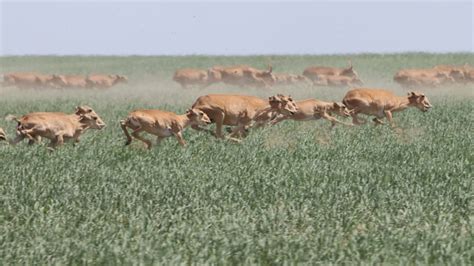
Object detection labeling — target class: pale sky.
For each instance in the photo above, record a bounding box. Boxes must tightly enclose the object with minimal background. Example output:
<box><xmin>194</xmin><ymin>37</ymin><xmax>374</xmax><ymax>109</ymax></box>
<box><xmin>1</xmin><ymin>0</ymin><xmax>472</xmax><ymax>55</ymax></box>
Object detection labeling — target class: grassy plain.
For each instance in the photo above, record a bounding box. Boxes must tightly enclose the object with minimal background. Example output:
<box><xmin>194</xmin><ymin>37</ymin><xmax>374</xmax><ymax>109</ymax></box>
<box><xmin>0</xmin><ymin>53</ymin><xmax>473</xmax><ymax>264</ymax></box>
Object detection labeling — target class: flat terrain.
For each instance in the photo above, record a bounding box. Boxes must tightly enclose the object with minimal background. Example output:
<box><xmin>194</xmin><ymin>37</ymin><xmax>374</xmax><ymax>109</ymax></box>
<box><xmin>0</xmin><ymin>54</ymin><xmax>473</xmax><ymax>264</ymax></box>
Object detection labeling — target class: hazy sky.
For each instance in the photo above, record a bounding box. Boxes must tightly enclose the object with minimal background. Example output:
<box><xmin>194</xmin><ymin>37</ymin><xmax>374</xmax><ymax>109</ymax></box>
<box><xmin>1</xmin><ymin>1</ymin><xmax>472</xmax><ymax>55</ymax></box>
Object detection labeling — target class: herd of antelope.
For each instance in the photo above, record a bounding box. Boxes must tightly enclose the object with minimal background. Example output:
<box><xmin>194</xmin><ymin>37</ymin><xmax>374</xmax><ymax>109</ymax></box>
<box><xmin>394</xmin><ymin>64</ymin><xmax>474</xmax><ymax>88</ymax></box>
<box><xmin>0</xmin><ymin>89</ymin><xmax>432</xmax><ymax>150</ymax></box>
<box><xmin>3</xmin><ymin>61</ymin><xmax>470</xmax><ymax>150</ymax></box>
<box><xmin>173</xmin><ymin>61</ymin><xmax>364</xmax><ymax>89</ymax></box>
<box><xmin>1</xmin><ymin>72</ymin><xmax>128</xmax><ymax>89</ymax></box>
<box><xmin>2</xmin><ymin>62</ymin><xmax>471</xmax><ymax>91</ymax></box>
<box><xmin>173</xmin><ymin>62</ymin><xmax>474</xmax><ymax>89</ymax></box>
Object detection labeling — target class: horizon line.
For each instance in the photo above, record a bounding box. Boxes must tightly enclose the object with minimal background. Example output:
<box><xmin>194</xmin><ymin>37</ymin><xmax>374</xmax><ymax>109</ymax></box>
<box><xmin>1</xmin><ymin>51</ymin><xmax>473</xmax><ymax>57</ymax></box>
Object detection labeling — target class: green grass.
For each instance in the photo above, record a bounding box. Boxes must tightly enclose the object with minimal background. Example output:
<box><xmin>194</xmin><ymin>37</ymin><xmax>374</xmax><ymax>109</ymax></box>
<box><xmin>0</xmin><ymin>53</ymin><xmax>473</xmax><ymax>264</ymax></box>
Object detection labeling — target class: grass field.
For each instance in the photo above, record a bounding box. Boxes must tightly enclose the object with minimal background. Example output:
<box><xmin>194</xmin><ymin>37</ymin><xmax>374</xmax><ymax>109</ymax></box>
<box><xmin>0</xmin><ymin>53</ymin><xmax>473</xmax><ymax>264</ymax></box>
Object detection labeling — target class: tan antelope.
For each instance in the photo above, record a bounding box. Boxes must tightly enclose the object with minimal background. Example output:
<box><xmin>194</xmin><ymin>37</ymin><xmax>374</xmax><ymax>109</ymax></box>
<box><xmin>207</xmin><ymin>65</ymin><xmax>275</xmax><ymax>88</ymax></box>
<box><xmin>191</xmin><ymin>94</ymin><xmax>298</xmax><ymax>139</ymax></box>
<box><xmin>120</xmin><ymin>108</ymin><xmax>211</xmax><ymax>149</ymax></box>
<box><xmin>173</xmin><ymin>68</ymin><xmax>210</xmax><ymax>89</ymax></box>
<box><xmin>7</xmin><ymin>106</ymin><xmax>106</xmax><ymax>149</ymax></box>
<box><xmin>271</xmin><ymin>99</ymin><xmax>353</xmax><ymax>127</ymax></box>
<box><xmin>342</xmin><ymin>88</ymin><xmax>432</xmax><ymax>127</ymax></box>
<box><xmin>87</xmin><ymin>74</ymin><xmax>128</xmax><ymax>89</ymax></box>
<box><xmin>303</xmin><ymin>60</ymin><xmax>361</xmax><ymax>86</ymax></box>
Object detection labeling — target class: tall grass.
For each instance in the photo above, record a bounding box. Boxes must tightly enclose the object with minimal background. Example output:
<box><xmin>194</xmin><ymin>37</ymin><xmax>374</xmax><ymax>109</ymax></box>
<box><xmin>0</xmin><ymin>53</ymin><xmax>473</xmax><ymax>264</ymax></box>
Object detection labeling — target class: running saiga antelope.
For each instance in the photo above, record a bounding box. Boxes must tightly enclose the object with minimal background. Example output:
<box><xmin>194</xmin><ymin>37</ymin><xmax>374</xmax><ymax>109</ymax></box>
<box><xmin>120</xmin><ymin>108</ymin><xmax>211</xmax><ymax>149</ymax></box>
<box><xmin>6</xmin><ymin>106</ymin><xmax>106</xmax><ymax>149</ymax></box>
<box><xmin>191</xmin><ymin>94</ymin><xmax>298</xmax><ymax>139</ymax></box>
<box><xmin>271</xmin><ymin>99</ymin><xmax>353</xmax><ymax>127</ymax></box>
<box><xmin>342</xmin><ymin>88</ymin><xmax>432</xmax><ymax>127</ymax></box>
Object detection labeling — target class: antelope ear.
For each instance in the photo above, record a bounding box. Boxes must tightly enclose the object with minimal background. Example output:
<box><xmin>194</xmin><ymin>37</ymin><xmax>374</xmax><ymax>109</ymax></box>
<box><xmin>75</xmin><ymin>106</ymin><xmax>83</xmax><ymax>114</ymax></box>
<box><xmin>272</xmin><ymin>95</ymin><xmax>281</xmax><ymax>102</ymax></box>
<box><xmin>267</xmin><ymin>64</ymin><xmax>273</xmax><ymax>73</ymax></box>
<box><xmin>186</xmin><ymin>109</ymin><xmax>197</xmax><ymax>117</ymax></box>
<box><xmin>407</xmin><ymin>92</ymin><xmax>416</xmax><ymax>97</ymax></box>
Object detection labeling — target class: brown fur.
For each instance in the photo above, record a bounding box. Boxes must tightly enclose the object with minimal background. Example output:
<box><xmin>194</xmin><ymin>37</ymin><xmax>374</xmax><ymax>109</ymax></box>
<box><xmin>87</xmin><ymin>74</ymin><xmax>128</xmax><ymax>89</ymax></box>
<box><xmin>207</xmin><ymin>65</ymin><xmax>275</xmax><ymax>88</ymax></box>
<box><xmin>273</xmin><ymin>73</ymin><xmax>310</xmax><ymax>86</ymax></box>
<box><xmin>120</xmin><ymin>108</ymin><xmax>211</xmax><ymax>149</ymax></box>
<box><xmin>2</xmin><ymin>72</ymin><xmax>39</xmax><ymax>88</ymax></box>
<box><xmin>191</xmin><ymin>94</ymin><xmax>298</xmax><ymax>139</ymax></box>
<box><xmin>43</xmin><ymin>75</ymin><xmax>68</xmax><ymax>89</ymax></box>
<box><xmin>394</xmin><ymin>68</ymin><xmax>455</xmax><ymax>88</ymax></box>
<box><xmin>434</xmin><ymin>64</ymin><xmax>469</xmax><ymax>83</ymax></box>
<box><xmin>7</xmin><ymin>106</ymin><xmax>106</xmax><ymax>149</ymax></box>
<box><xmin>271</xmin><ymin>99</ymin><xmax>352</xmax><ymax>127</ymax></box>
<box><xmin>313</xmin><ymin>75</ymin><xmax>364</xmax><ymax>87</ymax></box>
<box><xmin>2</xmin><ymin>72</ymin><xmax>57</xmax><ymax>89</ymax></box>
<box><xmin>400</xmin><ymin>75</ymin><xmax>444</xmax><ymax>88</ymax></box>
<box><xmin>173</xmin><ymin>68</ymin><xmax>209</xmax><ymax>89</ymax></box>
<box><xmin>55</xmin><ymin>75</ymin><xmax>91</xmax><ymax>88</ymax></box>
<box><xmin>342</xmin><ymin>88</ymin><xmax>432</xmax><ymax>127</ymax></box>
<box><xmin>465</xmin><ymin>68</ymin><xmax>474</xmax><ymax>82</ymax></box>
<box><xmin>303</xmin><ymin>60</ymin><xmax>360</xmax><ymax>85</ymax></box>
